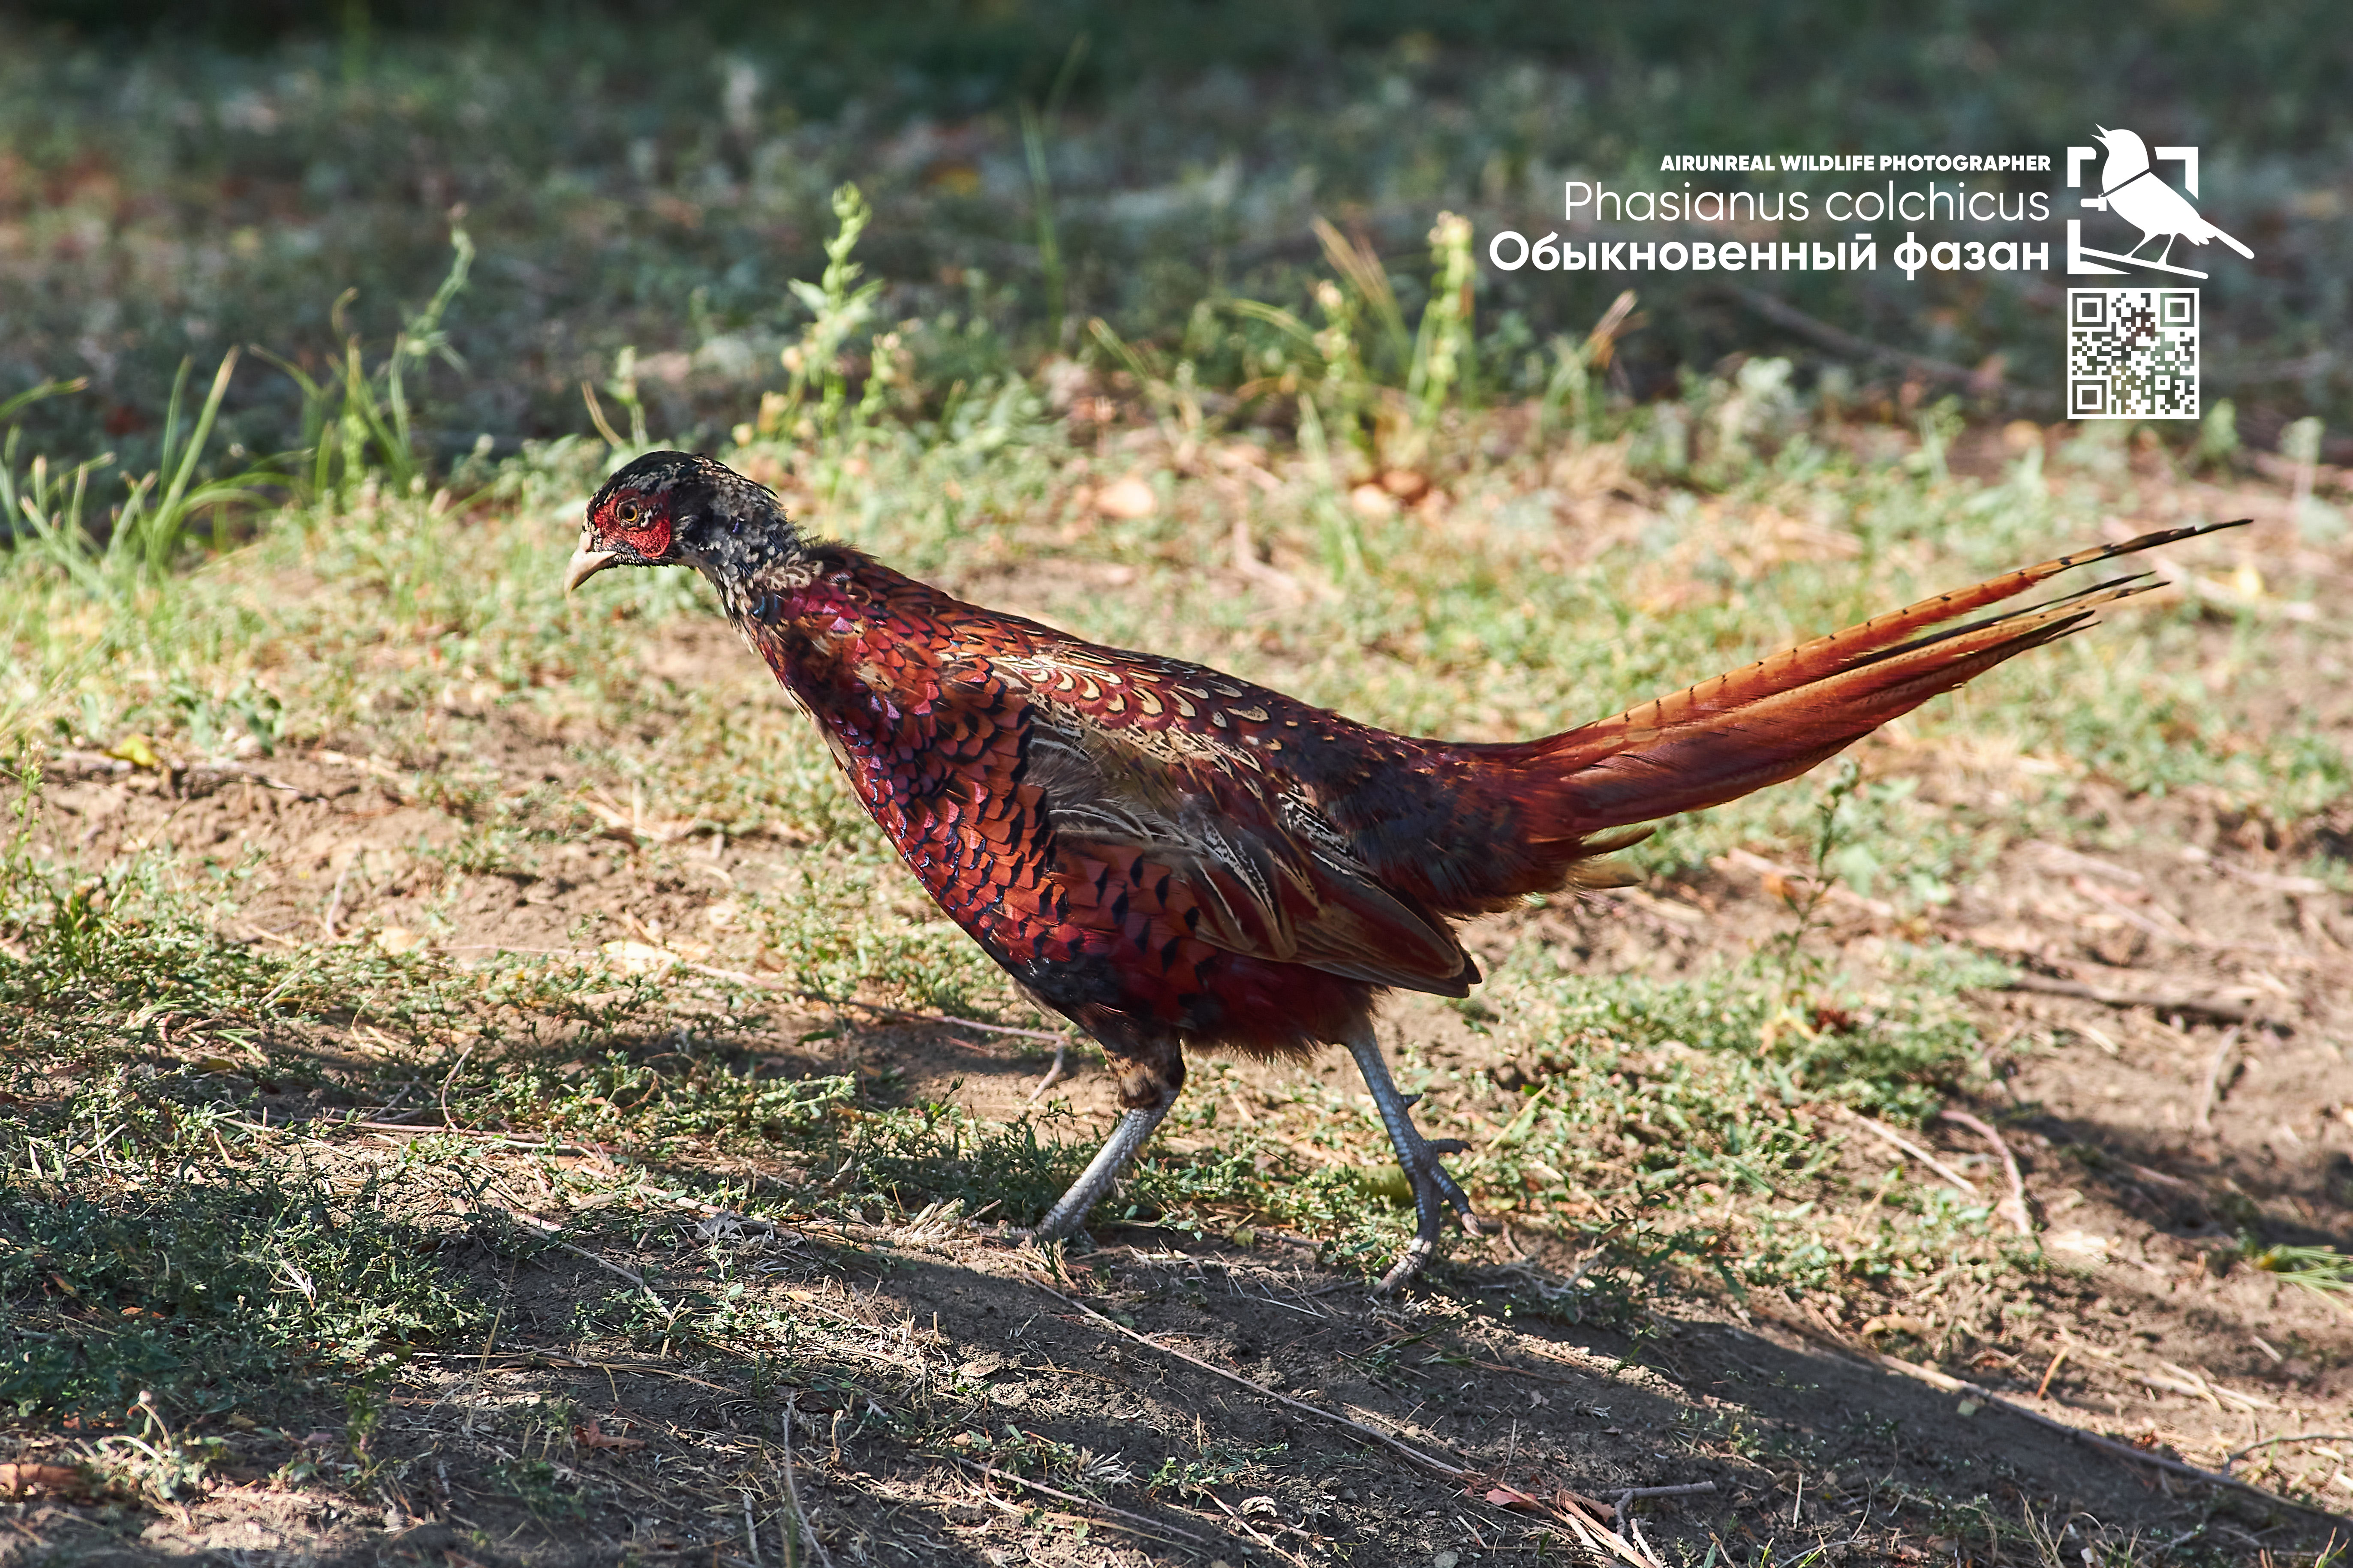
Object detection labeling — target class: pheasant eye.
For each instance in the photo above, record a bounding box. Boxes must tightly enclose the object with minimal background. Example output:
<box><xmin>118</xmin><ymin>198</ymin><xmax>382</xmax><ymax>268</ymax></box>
<box><xmin>615</xmin><ymin>501</ymin><xmax>641</xmax><ymax>525</ymax></box>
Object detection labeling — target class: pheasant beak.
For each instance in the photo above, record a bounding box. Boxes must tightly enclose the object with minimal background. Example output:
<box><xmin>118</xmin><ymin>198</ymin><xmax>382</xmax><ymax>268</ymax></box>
<box><xmin>564</xmin><ymin>532</ymin><xmax>620</xmax><ymax>595</ymax></box>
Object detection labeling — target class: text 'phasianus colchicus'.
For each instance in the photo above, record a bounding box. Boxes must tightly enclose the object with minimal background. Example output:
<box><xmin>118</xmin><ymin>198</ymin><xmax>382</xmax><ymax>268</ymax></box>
<box><xmin>567</xmin><ymin>450</ymin><xmax>2239</xmax><ymax>1287</ymax></box>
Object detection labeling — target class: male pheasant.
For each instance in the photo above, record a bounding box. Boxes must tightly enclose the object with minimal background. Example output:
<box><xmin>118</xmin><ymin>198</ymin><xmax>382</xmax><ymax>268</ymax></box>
<box><xmin>567</xmin><ymin>449</ymin><xmax>2237</xmax><ymax>1287</ymax></box>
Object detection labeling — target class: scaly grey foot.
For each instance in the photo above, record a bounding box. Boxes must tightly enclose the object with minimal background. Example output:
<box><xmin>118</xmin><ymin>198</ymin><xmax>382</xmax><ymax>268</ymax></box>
<box><xmin>1345</xmin><ymin>1025</ymin><xmax>1485</xmax><ymax>1291</ymax></box>
<box><xmin>1024</xmin><ymin>1101</ymin><xmax>1172</xmax><ymax>1243</ymax></box>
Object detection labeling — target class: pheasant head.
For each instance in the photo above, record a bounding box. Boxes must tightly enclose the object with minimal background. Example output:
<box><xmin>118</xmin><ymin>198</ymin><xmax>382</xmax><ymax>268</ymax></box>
<box><xmin>565</xmin><ymin>449</ymin><xmax>806</xmax><ymax>607</ymax></box>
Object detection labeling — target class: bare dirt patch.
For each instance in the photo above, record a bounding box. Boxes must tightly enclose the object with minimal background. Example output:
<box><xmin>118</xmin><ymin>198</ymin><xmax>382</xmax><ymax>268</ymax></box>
<box><xmin>10</xmin><ymin>585</ymin><xmax>2353</xmax><ymax>1565</ymax></box>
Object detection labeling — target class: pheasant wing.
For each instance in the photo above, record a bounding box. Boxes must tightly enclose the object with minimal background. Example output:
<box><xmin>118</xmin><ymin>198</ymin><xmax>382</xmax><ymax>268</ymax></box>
<box><xmin>1025</xmin><ymin>713</ymin><xmax>1475</xmax><ymax>996</ymax></box>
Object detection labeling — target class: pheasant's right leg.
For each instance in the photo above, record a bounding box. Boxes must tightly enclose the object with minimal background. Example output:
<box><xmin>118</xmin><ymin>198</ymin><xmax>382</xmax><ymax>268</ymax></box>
<box><xmin>1345</xmin><ymin>1023</ymin><xmax>1485</xmax><ymax>1291</ymax></box>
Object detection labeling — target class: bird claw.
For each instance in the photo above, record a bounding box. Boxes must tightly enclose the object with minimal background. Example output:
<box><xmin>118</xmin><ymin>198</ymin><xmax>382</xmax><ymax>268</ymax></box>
<box><xmin>1343</xmin><ymin>1027</ymin><xmax>1487</xmax><ymax>1293</ymax></box>
<box><xmin>1372</xmin><ymin>1130</ymin><xmax>1485</xmax><ymax>1294</ymax></box>
<box><xmin>1374</xmin><ymin>1237</ymin><xmax>1437</xmax><ymax>1295</ymax></box>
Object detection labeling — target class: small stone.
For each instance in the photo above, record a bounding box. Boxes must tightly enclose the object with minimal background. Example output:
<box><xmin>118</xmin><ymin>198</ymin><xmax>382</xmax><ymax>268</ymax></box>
<box><xmin>1093</xmin><ymin>476</ymin><xmax>1158</xmax><ymax>519</ymax></box>
<box><xmin>598</xmin><ymin>938</ymin><xmax>673</xmax><ymax>974</ymax></box>
<box><xmin>1436</xmin><ymin>1553</ymin><xmax>1461</xmax><ymax>1568</ymax></box>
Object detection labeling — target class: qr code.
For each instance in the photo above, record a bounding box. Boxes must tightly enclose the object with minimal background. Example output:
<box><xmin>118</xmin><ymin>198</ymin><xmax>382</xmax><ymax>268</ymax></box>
<box><xmin>2067</xmin><ymin>288</ymin><xmax>2198</xmax><ymax>419</ymax></box>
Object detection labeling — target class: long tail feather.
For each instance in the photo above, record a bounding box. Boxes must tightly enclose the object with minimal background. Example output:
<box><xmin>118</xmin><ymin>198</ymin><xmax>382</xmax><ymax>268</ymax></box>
<box><xmin>1529</xmin><ymin>520</ymin><xmax>2247</xmax><ymax>832</ymax></box>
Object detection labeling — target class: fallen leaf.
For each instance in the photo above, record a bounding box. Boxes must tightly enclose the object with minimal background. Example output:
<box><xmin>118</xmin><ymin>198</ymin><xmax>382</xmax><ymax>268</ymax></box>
<box><xmin>1484</xmin><ymin>1483</ymin><xmax>1546</xmax><ymax>1512</ymax></box>
<box><xmin>0</xmin><ymin>1462</ymin><xmax>93</xmax><ymax>1499</ymax></box>
<box><xmin>375</xmin><ymin>927</ymin><xmax>425</xmax><ymax>955</ymax></box>
<box><xmin>574</xmin><ymin>1418</ymin><xmax>646</xmax><ymax>1451</ymax></box>
<box><xmin>107</xmin><ymin>733</ymin><xmax>161</xmax><ymax>769</ymax></box>
<box><xmin>2047</xmin><ymin>1228</ymin><xmax>2111</xmax><ymax>1264</ymax></box>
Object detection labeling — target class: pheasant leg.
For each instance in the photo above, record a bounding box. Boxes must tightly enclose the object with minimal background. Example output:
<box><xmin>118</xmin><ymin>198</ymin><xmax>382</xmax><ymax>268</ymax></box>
<box><xmin>1029</xmin><ymin>1100</ymin><xmax>1172</xmax><ymax>1243</ymax></box>
<box><xmin>1345</xmin><ymin>1024</ymin><xmax>1484</xmax><ymax>1291</ymax></box>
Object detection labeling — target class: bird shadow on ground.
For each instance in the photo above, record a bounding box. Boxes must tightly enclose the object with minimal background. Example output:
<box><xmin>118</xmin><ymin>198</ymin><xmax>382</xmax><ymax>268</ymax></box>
<box><xmin>22</xmin><ymin>1201</ymin><xmax>2343</xmax><ymax>1568</ymax></box>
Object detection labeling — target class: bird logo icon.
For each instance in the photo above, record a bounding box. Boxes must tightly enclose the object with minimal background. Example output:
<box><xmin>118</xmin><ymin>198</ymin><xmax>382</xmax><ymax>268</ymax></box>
<box><xmin>2067</xmin><ymin>127</ymin><xmax>2252</xmax><ymax>279</ymax></box>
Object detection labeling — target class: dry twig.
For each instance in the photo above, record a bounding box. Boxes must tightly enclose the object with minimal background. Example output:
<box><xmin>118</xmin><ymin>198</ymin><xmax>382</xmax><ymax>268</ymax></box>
<box><xmin>322</xmin><ymin>856</ymin><xmax>353</xmax><ymax>941</ymax></box>
<box><xmin>2034</xmin><ymin>1347</ymin><xmax>2068</xmax><ymax>1400</ymax></box>
<box><xmin>2195</xmin><ymin>1026</ymin><xmax>2244</xmax><ymax>1135</ymax></box>
<box><xmin>1721</xmin><ymin>286</ymin><xmax>2015</xmax><ymax>399</ymax></box>
<box><xmin>2000</xmin><ymin>972</ymin><xmax>2257</xmax><ymax>1024</ymax></box>
<box><xmin>1937</xmin><ymin>1108</ymin><xmax>2033</xmax><ymax>1235</ymax></box>
<box><xmin>1030</xmin><ymin>1281</ymin><xmax>1706</xmax><ymax>1564</ymax></box>
<box><xmin>496</xmin><ymin>1208</ymin><xmax>668</xmax><ymax>1310</ymax></box>
<box><xmin>948</xmin><ymin>1459</ymin><xmax>1212</xmax><ymax>1549</ymax></box>
<box><xmin>1033</xmin><ymin>1283</ymin><xmax>1471</xmax><ymax>1482</ymax></box>
<box><xmin>1832</xmin><ymin>1108</ymin><xmax>1979</xmax><ymax>1199</ymax></box>
<box><xmin>778</xmin><ymin>1396</ymin><xmax>835</xmax><ymax>1568</ymax></box>
<box><xmin>1201</xmin><ymin>1490</ymin><xmax>1312</xmax><ymax>1566</ymax></box>
<box><xmin>1024</xmin><ymin>1041</ymin><xmax>1070</xmax><ymax>1104</ymax></box>
<box><xmin>1540</xmin><ymin>1491</ymin><xmax>1660</xmax><ymax>1568</ymax></box>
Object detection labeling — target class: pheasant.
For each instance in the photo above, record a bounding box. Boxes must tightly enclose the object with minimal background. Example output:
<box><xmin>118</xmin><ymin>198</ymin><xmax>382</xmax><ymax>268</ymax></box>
<box><xmin>566</xmin><ymin>449</ymin><xmax>2237</xmax><ymax>1288</ymax></box>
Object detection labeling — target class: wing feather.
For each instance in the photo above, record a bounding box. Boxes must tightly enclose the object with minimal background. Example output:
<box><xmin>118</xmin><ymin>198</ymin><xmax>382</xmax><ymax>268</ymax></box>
<box><xmin>1023</xmin><ymin>716</ymin><xmax>1474</xmax><ymax>996</ymax></box>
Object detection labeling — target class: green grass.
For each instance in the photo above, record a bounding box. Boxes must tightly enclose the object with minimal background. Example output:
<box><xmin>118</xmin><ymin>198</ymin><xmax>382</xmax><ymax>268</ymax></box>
<box><xmin>2249</xmin><ymin>1242</ymin><xmax>2353</xmax><ymax>1313</ymax></box>
<box><xmin>4</xmin><ymin>1</ymin><xmax>2349</xmax><ymax>478</ymax></box>
<box><xmin>0</xmin><ymin>9</ymin><xmax>2348</xmax><ymax>1550</ymax></box>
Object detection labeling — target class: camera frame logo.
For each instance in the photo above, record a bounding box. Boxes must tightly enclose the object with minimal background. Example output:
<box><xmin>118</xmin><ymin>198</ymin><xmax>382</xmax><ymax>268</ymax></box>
<box><xmin>2063</xmin><ymin>127</ymin><xmax>2251</xmax><ymax>420</ymax></box>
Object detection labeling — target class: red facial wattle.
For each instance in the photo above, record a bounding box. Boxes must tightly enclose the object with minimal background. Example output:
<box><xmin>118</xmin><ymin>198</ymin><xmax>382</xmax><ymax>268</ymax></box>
<box><xmin>606</xmin><ymin>500</ymin><xmax>671</xmax><ymax>560</ymax></box>
<box><xmin>564</xmin><ymin>492</ymin><xmax>673</xmax><ymax>594</ymax></box>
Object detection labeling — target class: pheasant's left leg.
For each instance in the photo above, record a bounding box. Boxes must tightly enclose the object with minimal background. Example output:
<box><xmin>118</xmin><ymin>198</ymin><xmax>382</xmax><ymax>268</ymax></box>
<box><xmin>1026</xmin><ymin>1036</ymin><xmax>1183</xmax><ymax>1244</ymax></box>
<box><xmin>1345</xmin><ymin>1023</ymin><xmax>1485</xmax><ymax>1290</ymax></box>
<box><xmin>1030</xmin><ymin>1099</ymin><xmax>1172</xmax><ymax>1241</ymax></box>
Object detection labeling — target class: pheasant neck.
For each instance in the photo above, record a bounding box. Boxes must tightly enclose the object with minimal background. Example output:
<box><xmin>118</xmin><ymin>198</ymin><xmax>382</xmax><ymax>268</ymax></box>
<box><xmin>708</xmin><ymin>547</ymin><xmax>953</xmax><ymax>743</ymax></box>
